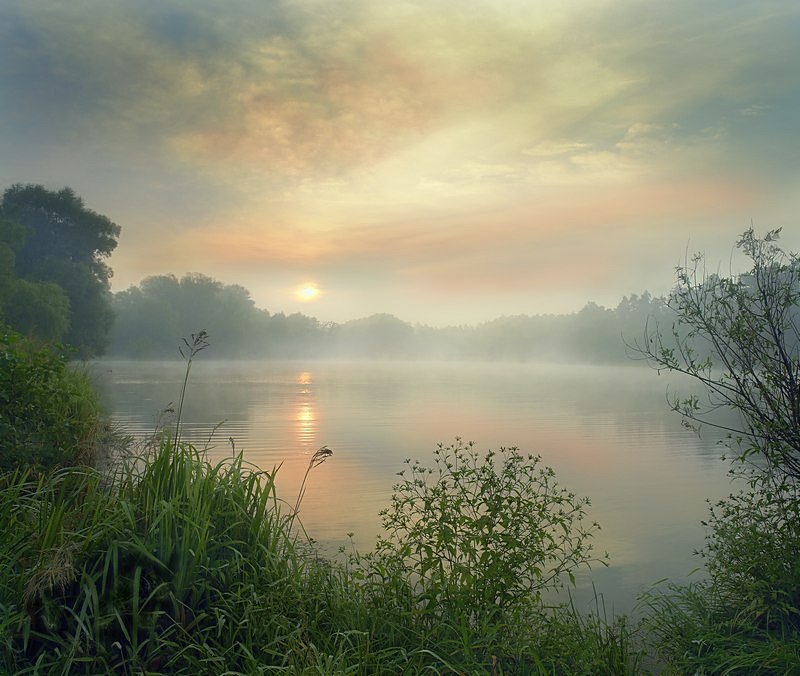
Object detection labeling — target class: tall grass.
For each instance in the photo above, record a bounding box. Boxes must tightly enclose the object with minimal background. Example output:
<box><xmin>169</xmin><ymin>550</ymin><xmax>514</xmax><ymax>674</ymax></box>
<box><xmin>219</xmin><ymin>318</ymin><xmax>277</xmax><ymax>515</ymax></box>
<box><xmin>0</xmin><ymin>443</ymin><xmax>644</xmax><ymax>673</ymax></box>
<box><xmin>173</xmin><ymin>330</ymin><xmax>208</xmax><ymax>449</ymax></box>
<box><xmin>0</xmin><ymin>439</ymin><xmax>305</xmax><ymax>673</ymax></box>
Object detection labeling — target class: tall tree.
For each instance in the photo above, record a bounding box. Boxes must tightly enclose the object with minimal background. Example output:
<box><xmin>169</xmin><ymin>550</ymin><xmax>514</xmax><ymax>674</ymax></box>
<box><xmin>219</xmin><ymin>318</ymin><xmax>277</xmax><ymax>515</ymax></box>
<box><xmin>0</xmin><ymin>185</ymin><xmax>121</xmax><ymax>355</ymax></box>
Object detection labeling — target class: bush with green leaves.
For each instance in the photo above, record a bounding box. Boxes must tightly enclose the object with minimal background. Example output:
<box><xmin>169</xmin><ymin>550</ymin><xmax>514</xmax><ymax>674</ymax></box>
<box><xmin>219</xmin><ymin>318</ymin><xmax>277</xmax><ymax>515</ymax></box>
<box><xmin>352</xmin><ymin>440</ymin><xmax>605</xmax><ymax>664</ymax></box>
<box><xmin>640</xmin><ymin>228</ymin><xmax>800</xmax><ymax>483</ymax></box>
<box><xmin>0</xmin><ymin>327</ymin><xmax>102</xmax><ymax>469</ymax></box>
<box><xmin>701</xmin><ymin>475</ymin><xmax>800</xmax><ymax>629</ymax></box>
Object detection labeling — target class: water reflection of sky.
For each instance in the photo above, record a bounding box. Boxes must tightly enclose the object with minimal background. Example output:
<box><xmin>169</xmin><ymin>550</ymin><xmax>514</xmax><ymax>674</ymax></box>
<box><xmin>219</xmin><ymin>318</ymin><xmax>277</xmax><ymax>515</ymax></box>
<box><xmin>94</xmin><ymin>359</ymin><xmax>734</xmax><ymax>617</ymax></box>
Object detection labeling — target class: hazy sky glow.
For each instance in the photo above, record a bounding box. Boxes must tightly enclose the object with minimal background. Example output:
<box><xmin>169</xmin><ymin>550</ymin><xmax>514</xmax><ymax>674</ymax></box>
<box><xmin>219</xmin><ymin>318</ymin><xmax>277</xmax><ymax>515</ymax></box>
<box><xmin>2</xmin><ymin>0</ymin><xmax>799</xmax><ymax>325</ymax></box>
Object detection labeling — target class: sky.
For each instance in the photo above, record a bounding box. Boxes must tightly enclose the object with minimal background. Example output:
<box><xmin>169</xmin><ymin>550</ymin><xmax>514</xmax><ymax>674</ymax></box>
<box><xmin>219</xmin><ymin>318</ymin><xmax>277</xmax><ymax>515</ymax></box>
<box><xmin>1</xmin><ymin>0</ymin><xmax>800</xmax><ymax>326</ymax></box>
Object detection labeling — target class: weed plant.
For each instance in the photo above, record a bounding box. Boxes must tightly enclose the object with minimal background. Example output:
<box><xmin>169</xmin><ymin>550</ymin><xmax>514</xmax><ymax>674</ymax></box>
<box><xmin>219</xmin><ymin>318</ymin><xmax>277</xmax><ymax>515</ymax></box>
<box><xmin>342</xmin><ymin>440</ymin><xmax>643</xmax><ymax>673</ymax></box>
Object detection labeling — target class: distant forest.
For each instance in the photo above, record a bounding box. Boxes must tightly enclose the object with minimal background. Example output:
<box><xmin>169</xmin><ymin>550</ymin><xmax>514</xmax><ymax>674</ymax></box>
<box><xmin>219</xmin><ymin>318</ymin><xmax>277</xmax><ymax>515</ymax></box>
<box><xmin>108</xmin><ymin>272</ymin><xmax>671</xmax><ymax>362</ymax></box>
<box><xmin>0</xmin><ymin>182</ymin><xmax>674</xmax><ymax>363</ymax></box>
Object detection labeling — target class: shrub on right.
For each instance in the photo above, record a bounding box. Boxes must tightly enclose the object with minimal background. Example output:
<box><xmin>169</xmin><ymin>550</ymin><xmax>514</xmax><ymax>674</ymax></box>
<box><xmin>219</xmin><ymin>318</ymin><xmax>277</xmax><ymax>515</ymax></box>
<box><xmin>638</xmin><ymin>229</ymin><xmax>800</xmax><ymax>671</ymax></box>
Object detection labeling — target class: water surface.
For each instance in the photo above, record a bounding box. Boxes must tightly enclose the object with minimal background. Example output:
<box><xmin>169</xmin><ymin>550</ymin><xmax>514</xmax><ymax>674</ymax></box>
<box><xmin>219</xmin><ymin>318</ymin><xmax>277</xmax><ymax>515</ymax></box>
<box><xmin>94</xmin><ymin>359</ymin><xmax>735</xmax><ymax>615</ymax></box>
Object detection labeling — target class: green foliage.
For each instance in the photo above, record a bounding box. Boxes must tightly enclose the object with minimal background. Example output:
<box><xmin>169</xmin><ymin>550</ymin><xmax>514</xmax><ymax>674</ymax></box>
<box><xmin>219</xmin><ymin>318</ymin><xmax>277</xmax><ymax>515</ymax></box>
<box><xmin>641</xmin><ymin>227</ymin><xmax>800</xmax><ymax>482</ymax></box>
<box><xmin>2</xmin><ymin>278</ymin><xmax>71</xmax><ymax>343</ymax></box>
<box><xmin>1</xmin><ymin>184</ymin><xmax>119</xmax><ymax>285</ymax></box>
<box><xmin>641</xmin><ymin>580</ymin><xmax>800</xmax><ymax>675</ymax></box>
<box><xmin>0</xmin><ymin>219</ymin><xmax>27</xmax><ymax>301</ymax></box>
<box><xmin>641</xmin><ymin>479</ymin><xmax>800</xmax><ymax>672</ymax></box>
<box><xmin>348</xmin><ymin>440</ymin><xmax>605</xmax><ymax>668</ymax></box>
<box><xmin>0</xmin><ymin>328</ymin><xmax>101</xmax><ymax>470</ymax></box>
<box><xmin>701</xmin><ymin>476</ymin><xmax>800</xmax><ymax>631</ymax></box>
<box><xmin>0</xmin><ymin>439</ymin><xmax>306</xmax><ymax>674</ymax></box>
<box><xmin>0</xmin><ymin>184</ymin><xmax>121</xmax><ymax>355</ymax></box>
<box><xmin>0</xmin><ymin>435</ymin><xmax>638</xmax><ymax>673</ymax></box>
<box><xmin>36</xmin><ymin>258</ymin><xmax>115</xmax><ymax>356</ymax></box>
<box><xmin>532</xmin><ymin>595</ymin><xmax>644</xmax><ymax>675</ymax></box>
<box><xmin>109</xmin><ymin>274</ymin><xmax>270</xmax><ymax>358</ymax></box>
<box><xmin>640</xmin><ymin>229</ymin><xmax>800</xmax><ymax>672</ymax></box>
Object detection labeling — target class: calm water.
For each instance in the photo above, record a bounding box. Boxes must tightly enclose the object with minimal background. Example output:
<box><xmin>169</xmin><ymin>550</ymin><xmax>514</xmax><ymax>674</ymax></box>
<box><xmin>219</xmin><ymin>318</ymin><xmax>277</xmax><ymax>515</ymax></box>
<box><xmin>92</xmin><ymin>359</ymin><xmax>735</xmax><ymax>616</ymax></box>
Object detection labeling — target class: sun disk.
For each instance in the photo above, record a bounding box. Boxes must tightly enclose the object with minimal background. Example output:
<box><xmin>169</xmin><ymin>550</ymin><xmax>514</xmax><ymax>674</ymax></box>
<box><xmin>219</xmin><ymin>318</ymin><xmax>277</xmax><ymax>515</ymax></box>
<box><xmin>295</xmin><ymin>283</ymin><xmax>321</xmax><ymax>301</ymax></box>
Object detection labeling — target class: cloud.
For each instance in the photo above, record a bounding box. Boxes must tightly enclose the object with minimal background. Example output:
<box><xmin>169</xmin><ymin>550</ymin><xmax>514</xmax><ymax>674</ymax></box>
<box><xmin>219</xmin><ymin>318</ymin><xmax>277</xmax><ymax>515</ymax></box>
<box><xmin>2</xmin><ymin>0</ymin><xmax>799</xmax><ymax>323</ymax></box>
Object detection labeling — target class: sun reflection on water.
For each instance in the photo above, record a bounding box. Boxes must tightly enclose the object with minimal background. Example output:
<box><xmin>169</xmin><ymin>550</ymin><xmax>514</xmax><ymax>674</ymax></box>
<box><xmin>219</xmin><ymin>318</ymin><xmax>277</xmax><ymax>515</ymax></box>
<box><xmin>294</xmin><ymin>371</ymin><xmax>316</xmax><ymax>446</ymax></box>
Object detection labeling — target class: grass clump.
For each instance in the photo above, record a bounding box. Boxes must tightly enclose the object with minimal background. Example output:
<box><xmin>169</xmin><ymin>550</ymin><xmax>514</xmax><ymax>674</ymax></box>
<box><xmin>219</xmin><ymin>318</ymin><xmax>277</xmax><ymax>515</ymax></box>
<box><xmin>641</xmin><ymin>476</ymin><xmax>800</xmax><ymax>674</ymax></box>
<box><xmin>0</xmin><ymin>438</ymin><xmax>305</xmax><ymax>673</ymax></box>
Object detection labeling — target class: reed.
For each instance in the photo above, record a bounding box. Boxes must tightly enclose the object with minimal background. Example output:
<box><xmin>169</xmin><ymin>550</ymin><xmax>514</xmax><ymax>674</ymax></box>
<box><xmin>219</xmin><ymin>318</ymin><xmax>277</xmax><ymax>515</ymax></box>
<box><xmin>173</xmin><ymin>330</ymin><xmax>209</xmax><ymax>449</ymax></box>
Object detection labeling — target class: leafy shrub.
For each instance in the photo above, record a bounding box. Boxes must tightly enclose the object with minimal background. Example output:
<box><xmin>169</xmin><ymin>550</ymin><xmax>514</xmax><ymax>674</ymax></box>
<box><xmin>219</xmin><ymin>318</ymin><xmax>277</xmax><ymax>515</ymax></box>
<box><xmin>638</xmin><ymin>230</ymin><xmax>800</xmax><ymax>671</ymax></box>
<box><xmin>353</xmin><ymin>439</ymin><xmax>605</xmax><ymax>666</ymax></box>
<box><xmin>701</xmin><ymin>476</ymin><xmax>800</xmax><ymax>630</ymax></box>
<box><xmin>0</xmin><ymin>327</ymin><xmax>101</xmax><ymax>469</ymax></box>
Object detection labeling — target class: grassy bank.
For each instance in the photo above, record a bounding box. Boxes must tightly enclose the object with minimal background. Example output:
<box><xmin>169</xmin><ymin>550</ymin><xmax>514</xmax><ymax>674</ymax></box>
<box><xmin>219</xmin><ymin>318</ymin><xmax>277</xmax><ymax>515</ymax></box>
<box><xmin>0</xmin><ymin>328</ymin><xmax>641</xmax><ymax>672</ymax></box>
<box><xmin>0</xmin><ymin>437</ymin><xmax>643</xmax><ymax>674</ymax></box>
<box><xmin>4</xmin><ymin>326</ymin><xmax>800</xmax><ymax>673</ymax></box>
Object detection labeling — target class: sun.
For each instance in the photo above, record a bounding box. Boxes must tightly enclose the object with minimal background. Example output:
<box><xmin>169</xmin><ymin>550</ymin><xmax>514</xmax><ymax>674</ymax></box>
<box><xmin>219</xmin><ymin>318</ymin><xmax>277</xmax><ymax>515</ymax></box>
<box><xmin>294</xmin><ymin>283</ymin><xmax>321</xmax><ymax>301</ymax></box>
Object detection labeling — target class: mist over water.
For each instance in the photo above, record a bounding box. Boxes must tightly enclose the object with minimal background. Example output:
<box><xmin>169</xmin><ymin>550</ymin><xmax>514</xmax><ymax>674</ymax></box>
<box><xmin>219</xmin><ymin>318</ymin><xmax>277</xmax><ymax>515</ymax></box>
<box><xmin>94</xmin><ymin>358</ymin><xmax>735</xmax><ymax>616</ymax></box>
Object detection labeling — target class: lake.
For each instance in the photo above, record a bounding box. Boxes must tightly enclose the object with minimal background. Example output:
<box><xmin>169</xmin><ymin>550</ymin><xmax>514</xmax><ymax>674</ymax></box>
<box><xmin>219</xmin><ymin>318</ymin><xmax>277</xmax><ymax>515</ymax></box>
<box><xmin>92</xmin><ymin>359</ymin><xmax>736</xmax><ymax>616</ymax></box>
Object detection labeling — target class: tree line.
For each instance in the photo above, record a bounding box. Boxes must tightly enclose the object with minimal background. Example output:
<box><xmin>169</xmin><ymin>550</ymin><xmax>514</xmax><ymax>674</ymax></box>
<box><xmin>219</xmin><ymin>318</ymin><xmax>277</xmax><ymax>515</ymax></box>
<box><xmin>0</xmin><ymin>183</ymin><xmax>673</xmax><ymax>362</ymax></box>
<box><xmin>107</xmin><ymin>274</ymin><xmax>670</xmax><ymax>362</ymax></box>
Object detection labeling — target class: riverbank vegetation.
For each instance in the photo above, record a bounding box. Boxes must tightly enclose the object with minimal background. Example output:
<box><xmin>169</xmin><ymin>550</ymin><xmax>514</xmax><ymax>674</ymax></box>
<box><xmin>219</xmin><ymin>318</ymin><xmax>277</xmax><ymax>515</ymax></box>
<box><xmin>636</xmin><ymin>229</ymin><xmax>800</xmax><ymax>672</ymax></box>
<box><xmin>3</xmin><ymin>228</ymin><xmax>800</xmax><ymax>673</ymax></box>
<box><xmin>0</xmin><ymin>327</ymin><xmax>104</xmax><ymax>471</ymax></box>
<box><xmin>0</xmin><ymin>328</ymin><xmax>642</xmax><ymax>673</ymax></box>
<box><xmin>0</xmin><ymin>438</ymin><xmax>644</xmax><ymax>674</ymax></box>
